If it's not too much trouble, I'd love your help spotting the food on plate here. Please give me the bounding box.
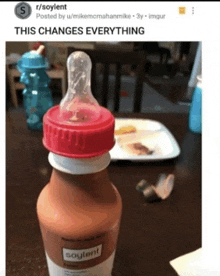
[115,125,136,135]
[121,142,154,156]
[115,125,155,156]
[118,130,156,145]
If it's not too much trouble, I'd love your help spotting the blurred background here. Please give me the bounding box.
[6,41,200,114]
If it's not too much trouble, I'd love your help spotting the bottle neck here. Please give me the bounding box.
[51,167,111,189]
[48,152,111,175]
[48,154,116,205]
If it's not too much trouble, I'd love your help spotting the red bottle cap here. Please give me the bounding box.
[43,105,115,158]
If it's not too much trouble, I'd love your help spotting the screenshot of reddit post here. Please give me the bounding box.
[2,2,220,276]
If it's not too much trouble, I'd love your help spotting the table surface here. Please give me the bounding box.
[6,109,201,276]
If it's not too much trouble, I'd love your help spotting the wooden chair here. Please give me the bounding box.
[6,64,24,108]
[66,48,147,113]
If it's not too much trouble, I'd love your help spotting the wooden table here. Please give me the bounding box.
[6,110,201,276]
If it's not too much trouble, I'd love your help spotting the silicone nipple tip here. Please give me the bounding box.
[60,51,101,123]
[67,51,92,73]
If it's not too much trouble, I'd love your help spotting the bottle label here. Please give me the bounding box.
[63,244,102,262]
[39,220,120,274]
[46,250,115,276]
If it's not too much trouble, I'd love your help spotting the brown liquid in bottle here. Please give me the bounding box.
[37,51,121,275]
[37,161,122,275]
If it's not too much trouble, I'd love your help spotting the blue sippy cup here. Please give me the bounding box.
[17,46,53,130]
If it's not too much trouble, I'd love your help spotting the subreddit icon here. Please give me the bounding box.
[15,2,32,19]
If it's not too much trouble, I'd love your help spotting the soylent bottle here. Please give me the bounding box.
[37,52,122,276]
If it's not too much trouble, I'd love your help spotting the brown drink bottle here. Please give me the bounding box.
[36,51,122,276]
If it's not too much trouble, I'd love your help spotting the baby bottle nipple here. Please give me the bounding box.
[60,51,101,123]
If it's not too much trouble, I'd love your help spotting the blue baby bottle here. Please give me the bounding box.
[17,45,53,130]
[189,75,202,133]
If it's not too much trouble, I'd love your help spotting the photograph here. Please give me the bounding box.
[6,40,202,276]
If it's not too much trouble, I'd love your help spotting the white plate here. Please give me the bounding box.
[110,118,181,161]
